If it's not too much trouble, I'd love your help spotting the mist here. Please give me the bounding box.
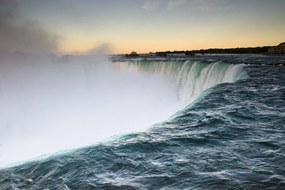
[0,0,181,168]
[0,0,58,54]
[0,54,181,168]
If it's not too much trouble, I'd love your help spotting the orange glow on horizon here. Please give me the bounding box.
[58,39,282,55]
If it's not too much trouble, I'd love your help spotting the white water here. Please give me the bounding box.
[0,54,180,168]
[0,55,246,168]
[116,60,247,106]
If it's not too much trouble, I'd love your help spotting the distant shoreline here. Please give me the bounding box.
[152,46,271,57]
[121,43,285,57]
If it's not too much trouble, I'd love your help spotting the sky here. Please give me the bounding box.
[0,0,285,54]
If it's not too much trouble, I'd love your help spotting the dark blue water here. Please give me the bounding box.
[0,55,285,189]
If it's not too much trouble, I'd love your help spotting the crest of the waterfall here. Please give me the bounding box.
[115,60,247,106]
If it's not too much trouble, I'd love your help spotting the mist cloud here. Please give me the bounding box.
[0,0,58,54]
[87,43,115,55]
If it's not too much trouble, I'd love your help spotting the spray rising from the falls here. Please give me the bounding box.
[0,55,247,168]
[115,60,248,106]
[0,54,179,168]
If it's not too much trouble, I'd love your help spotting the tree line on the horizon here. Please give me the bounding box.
[155,46,271,56]
[125,46,272,57]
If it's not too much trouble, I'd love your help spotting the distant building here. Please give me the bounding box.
[268,42,285,54]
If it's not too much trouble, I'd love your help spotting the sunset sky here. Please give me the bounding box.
[1,0,285,54]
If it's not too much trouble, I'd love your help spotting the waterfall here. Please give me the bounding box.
[115,60,247,106]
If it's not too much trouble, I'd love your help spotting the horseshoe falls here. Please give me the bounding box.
[0,54,285,189]
[116,60,247,106]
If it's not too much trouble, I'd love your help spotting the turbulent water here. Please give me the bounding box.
[0,54,285,189]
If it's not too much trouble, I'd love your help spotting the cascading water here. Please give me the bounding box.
[1,55,283,189]
[116,60,248,106]
[0,55,247,169]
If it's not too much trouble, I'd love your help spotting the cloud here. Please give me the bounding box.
[167,0,186,10]
[142,0,230,12]
[142,0,160,11]
[143,0,185,11]
[0,0,58,54]
[192,0,230,11]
